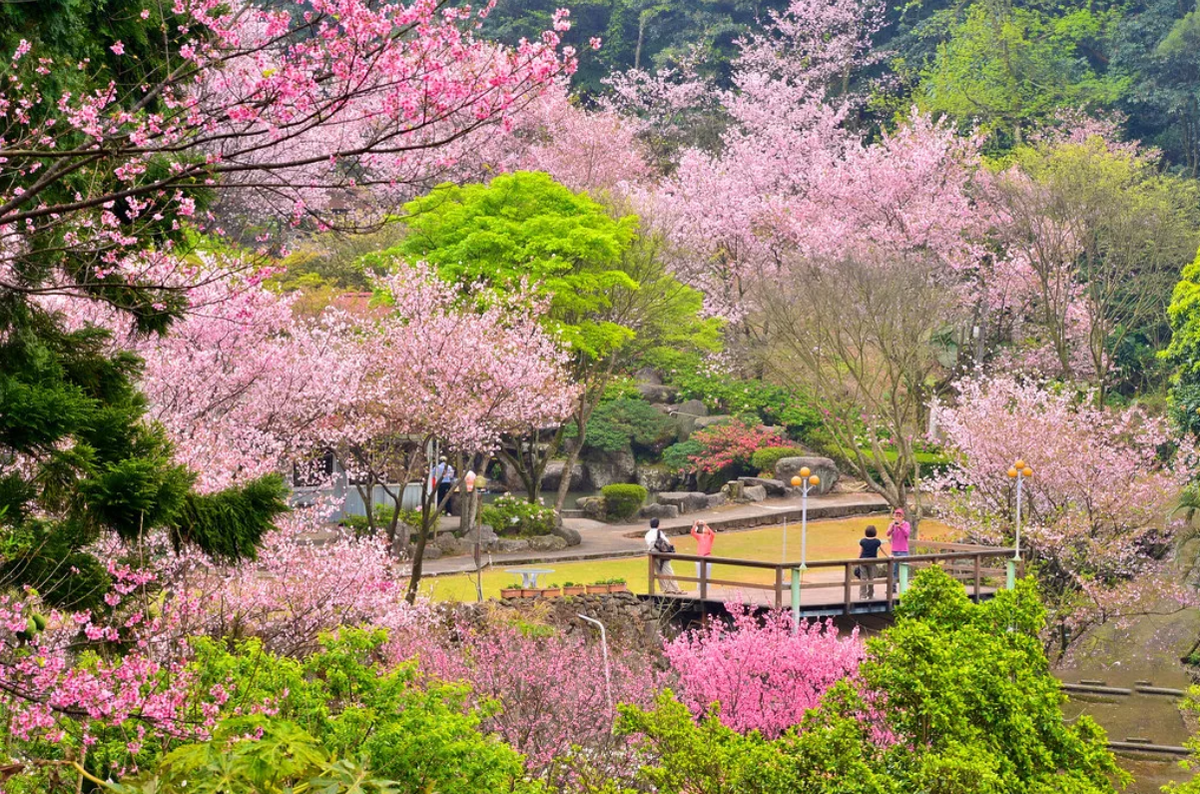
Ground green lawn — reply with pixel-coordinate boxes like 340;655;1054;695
416;515;955;602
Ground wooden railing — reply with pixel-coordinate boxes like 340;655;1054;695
648;541;1023;617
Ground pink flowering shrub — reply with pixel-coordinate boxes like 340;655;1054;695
688;418;786;474
401;618;657;785
664;606;863;738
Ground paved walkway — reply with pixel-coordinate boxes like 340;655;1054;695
421;490;889;576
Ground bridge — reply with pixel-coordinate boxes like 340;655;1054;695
647;541;1024;622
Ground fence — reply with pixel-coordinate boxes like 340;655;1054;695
649;539;1022;620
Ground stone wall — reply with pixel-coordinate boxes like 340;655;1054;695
450;592;678;651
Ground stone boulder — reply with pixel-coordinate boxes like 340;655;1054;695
576;495;607;521
527;534;569;552
705;493;727;509
552;524;582;547
676;399;708;417
422;545;443;560
738;476;788;497
693;414;733;431
497;538;531;553
742;484;768;502
636;464;682;494
774;456;839;495
636;383;677;404
541;460;586;492
434;533;471;557
655;491;709;514
639;503;680;520
583;448;636;490
635;367;663;385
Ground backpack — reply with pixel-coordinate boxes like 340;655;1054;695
653;531;676;554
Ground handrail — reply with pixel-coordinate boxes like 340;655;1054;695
648;546;1023;615
655;548;1017;569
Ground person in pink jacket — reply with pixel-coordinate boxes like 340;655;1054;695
690;520;715;586
887;508;911;587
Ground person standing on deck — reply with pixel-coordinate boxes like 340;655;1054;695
645;518;684;594
887;508;911;589
690;520;715;587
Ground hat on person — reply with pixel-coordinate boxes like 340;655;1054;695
439;455;447;462
894;508;905;516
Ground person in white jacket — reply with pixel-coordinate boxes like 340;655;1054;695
644;518;683;593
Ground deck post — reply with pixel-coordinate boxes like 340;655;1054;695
973;554;981;602
648;553;656;596
1006;559;1016;590
899;562;910;594
775;566;783;610
700;559;708;601
791;567;801;630
843;563;852;614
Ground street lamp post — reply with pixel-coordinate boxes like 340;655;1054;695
577;615;612;720
1005;460;1033;589
788;468;820;630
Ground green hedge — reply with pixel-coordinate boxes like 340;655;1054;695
601;484;647;521
750;446;807;475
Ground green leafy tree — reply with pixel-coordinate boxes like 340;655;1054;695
389;172;716;511
916;0;1127;148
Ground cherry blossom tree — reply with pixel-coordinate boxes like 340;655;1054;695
319;263;576;600
1;0;576;309
932;375;1193;659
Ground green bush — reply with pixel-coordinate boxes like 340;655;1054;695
481;494;557;537
574;397;676;455
601;484;648;520
662;439;703;473
666;355;821;439
750;446;806;475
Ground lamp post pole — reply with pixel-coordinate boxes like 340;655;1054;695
577;615;612;720
1005;460;1033;589
788;469;820;630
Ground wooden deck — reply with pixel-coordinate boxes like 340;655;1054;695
648;541;1021;619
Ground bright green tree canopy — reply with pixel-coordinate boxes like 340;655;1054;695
386;171;641;362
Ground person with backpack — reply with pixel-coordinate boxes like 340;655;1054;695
645;518;683;593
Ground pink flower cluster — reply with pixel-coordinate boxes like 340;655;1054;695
665;606;863;738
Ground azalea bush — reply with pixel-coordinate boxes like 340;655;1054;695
481;494;558;537
687;418;786;475
664;606;863;738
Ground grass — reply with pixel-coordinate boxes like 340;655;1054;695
415;515;955;602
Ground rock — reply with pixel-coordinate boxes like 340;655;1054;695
527;534;569;552
497;538;530;553
639;503;680;519
636;383;677;404
705;493;727;509
635;367;663;385
738;476;788;497
422;545;443;560
636;464;681;494
655;491;710;514
675;399;708;417
693;414;733;431
583;448;637;490
774;456;839;496
541;460;586;492
576;495;607;521
552;524;582;547
742;484;767;502
434;533;471;556
476;524;500;551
